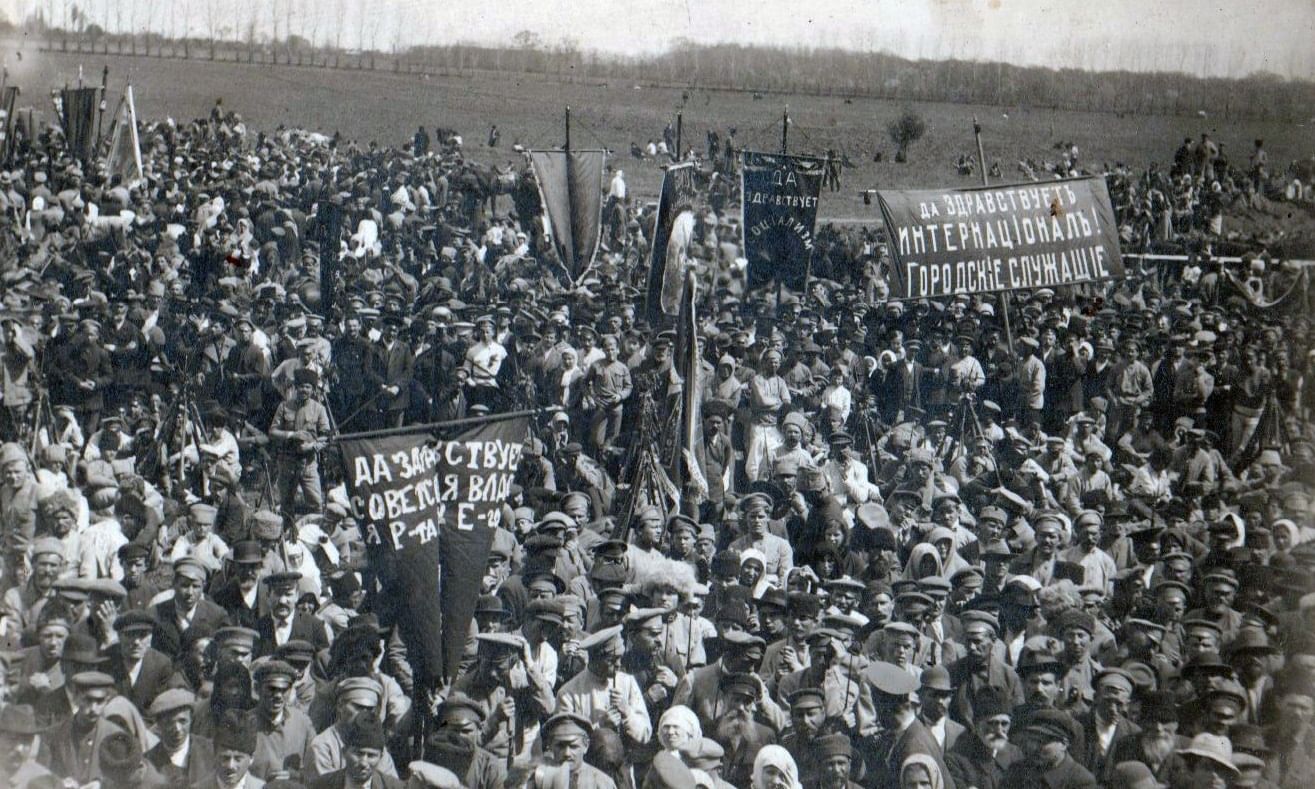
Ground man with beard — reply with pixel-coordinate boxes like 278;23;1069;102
144;689;215;784
211;541;267;629
254;572;329;658
107;609;172;710
1001;708;1097;789
1184;567;1244;644
860;660;953;789
811;732;863;789
42;670;116;783
308;713;401;788
1106;691;1188;787
451;632;555;762
245;659;316;780
673;628;788;734
1072;668;1141;781
1013;644;1068;729
947;686;1021;789
952;610;1020;725
711;672;777;788
422;694;506;789
694;401;735;513
780;687;828;780
305;677;399;780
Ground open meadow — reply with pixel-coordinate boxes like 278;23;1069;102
13;47;1314;221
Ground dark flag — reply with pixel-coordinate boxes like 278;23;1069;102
528;149;605;283
0;86;18;165
740;151;825;291
645;162;699;324
60;86;99;163
339;416;528;681
674;272;705;500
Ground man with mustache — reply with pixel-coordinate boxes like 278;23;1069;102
946;686;1021;789
254;571;329;659
1107;690;1188;787
1072;668;1141;781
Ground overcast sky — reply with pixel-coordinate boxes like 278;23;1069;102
5;0;1313;80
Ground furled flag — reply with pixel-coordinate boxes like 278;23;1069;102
528;149;605;284
104;85;144;185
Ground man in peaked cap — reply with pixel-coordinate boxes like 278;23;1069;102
151;557;229;660
255;571;329;659
450;632;555;763
107;609;172;711
554;624;652;750
268;360;331;515
861;660;952;789
45;670;117;783
1072;668;1141;781
144;689;215;785
305;676;400;780
247;659;318;781
1002;708;1097;789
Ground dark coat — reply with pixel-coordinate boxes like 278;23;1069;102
212;580;264;630
144;734;216;786
108;644;176;711
254;610;330;658
309;769;403;789
1000;754;1098;789
1072;712;1140;781
946;732;1022;789
42;716;99;785
370;340;415;413
151;597;231;659
861;718;956;789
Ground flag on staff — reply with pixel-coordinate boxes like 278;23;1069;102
0;86;18;165
528;149;605;284
674;271;707;500
59;86;99;163
740;151;825;291
103;85;143;185
338;415;528;681
644;162;699;324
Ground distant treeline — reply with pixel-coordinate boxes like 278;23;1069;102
31;26;1315;122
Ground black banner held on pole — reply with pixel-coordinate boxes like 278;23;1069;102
740;151;825;291
876;175;1124;300
645;162;699;324
60;86;99;163
340;416;528;681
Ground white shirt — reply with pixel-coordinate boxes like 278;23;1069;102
168;738;191;768
273;617;292;647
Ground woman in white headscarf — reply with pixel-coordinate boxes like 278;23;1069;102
752;744;802;789
656;705;702;757
899;753;945;789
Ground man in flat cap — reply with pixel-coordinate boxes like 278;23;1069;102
423;693;506;789
268;365;330;515
306;676;399;780
43;670;117;784
151;557;228;660
247;659;317;780
534;712;617;789
144;688;215;784
107;608;172;710
255;571;329;658
1072;668;1140;781
1001;708;1097;789
858;660;953;789
309;713;401;788
556;625;651;748
450;632;555;763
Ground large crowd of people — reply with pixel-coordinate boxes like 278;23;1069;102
0;99;1311;789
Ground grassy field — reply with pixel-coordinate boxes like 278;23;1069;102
15;49;1314;219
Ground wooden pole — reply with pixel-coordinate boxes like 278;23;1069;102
564;105;570;151
973;115;1015;357
675;111;682;162
780;105;789;154
331;407;557;443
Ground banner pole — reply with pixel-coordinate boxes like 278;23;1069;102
781;105;789;155
675;111;682;162
564;105;570;152
332;407;558;443
973;115;1015;357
